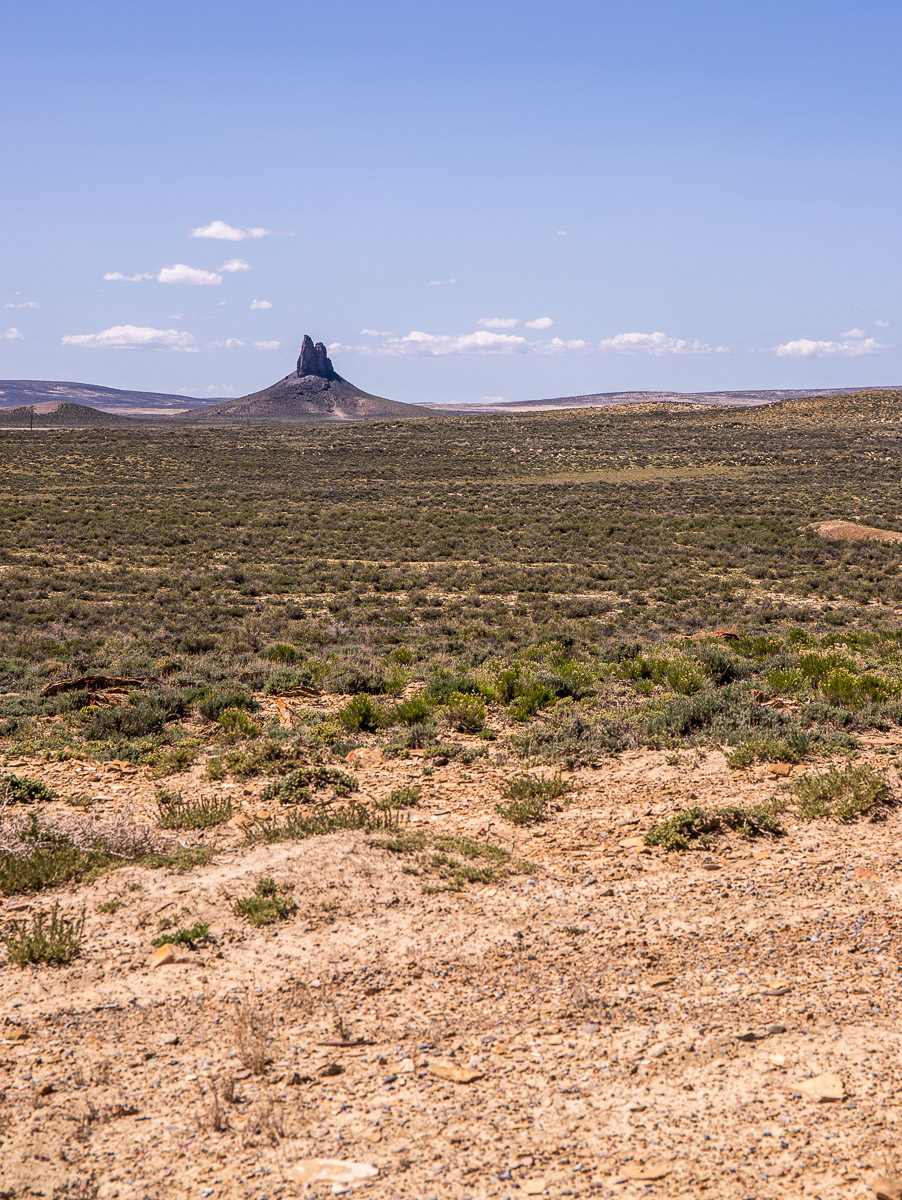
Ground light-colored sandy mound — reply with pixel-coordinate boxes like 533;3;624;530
809;519;902;544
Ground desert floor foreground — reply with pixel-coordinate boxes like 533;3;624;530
3;729;901;1200
3;394;902;1200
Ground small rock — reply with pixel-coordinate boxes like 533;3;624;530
622;1160;672;1181
151;945;177;969
646;1043;666;1059
647;974;674;988
768;763;792;777
428;1061;484;1084
319;1062;344;1077
432;756;449;767
871;1175;902;1200
162;1033;179;1046
282;1160;378;1186
519;1181;548;1196
36;1083;55;1096
796;1072;846;1102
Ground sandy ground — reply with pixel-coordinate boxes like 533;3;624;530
2;741;901;1200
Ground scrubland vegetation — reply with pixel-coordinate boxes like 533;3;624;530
3;391;902;784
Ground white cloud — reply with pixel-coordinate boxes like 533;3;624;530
157;264;222;286
166;313;185;321
360;328;394;337
477;317;519;329
876;319;890;328
105;264;223;285
252;340;280;350
840;328;866;338
482;395;507;403
378;330;528;356
555;230;568;236
4;300;40;310
774;336;889;358
597;331;722;355
61;325;197;351
207;338;246;349
537;337;589;353
103;271;155;282
427;278;458;286
249;299;272;310
189;220;271;241
525;316;554;329
219;258;251;273
2;327;24;340
217;300;229;307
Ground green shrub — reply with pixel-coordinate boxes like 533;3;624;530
263;643;302;663
495;772;571;824
151;921;211;947
233;877;297;926
328;666;386;695
338;693;385;732
5;902;86;967
196;687;257;722
390;695;434;725
216;707;262;741
376;785;422;810
261;765;358;804
425;673;485;703
155;789;232;829
725;733;810;768
444;692;486;733
79;688;188;740
644;805;784;851
508;683;555;721
1;773;56;804
791;763;890;822
262;665;321;694
205;736;307;780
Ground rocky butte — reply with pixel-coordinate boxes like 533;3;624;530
187;334;429;424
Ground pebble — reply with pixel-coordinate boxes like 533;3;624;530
872;1177;902;1200
162;1033;179;1046
796;1072;846;1102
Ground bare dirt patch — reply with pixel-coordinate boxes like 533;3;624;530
809;519;902;544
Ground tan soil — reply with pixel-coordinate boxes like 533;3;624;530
2;742;902;1200
808;520;902;544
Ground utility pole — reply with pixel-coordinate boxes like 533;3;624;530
29;406;34;431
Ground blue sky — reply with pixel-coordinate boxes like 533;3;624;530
2;0;900;404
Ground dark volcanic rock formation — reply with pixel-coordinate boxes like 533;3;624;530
297;335;337;381
187;334;428;424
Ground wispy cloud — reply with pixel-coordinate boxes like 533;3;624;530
774;336;889;358
598;331;726;355
378;330;528;356
360;328;394;337
477;317;519;329
427;278;458;286
4;300;40;310
2;327;24;341
555;230;568;236
249;299;272;310
62;325;198;351
875;319;890;328
840;328;866;339
190;220;272;241
219;258;251;273
105;264;223;286
103;272;155;282
207;338;246;349
252;340;280;350
358;327;724;357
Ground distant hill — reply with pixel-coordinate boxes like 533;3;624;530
424;386;902;413
186;336;429;424
0;401;148;428
0;380;214;414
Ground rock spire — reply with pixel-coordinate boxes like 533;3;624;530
296;334;337;380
